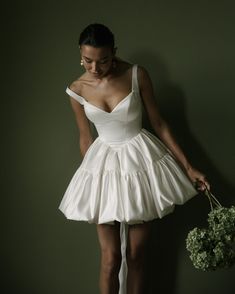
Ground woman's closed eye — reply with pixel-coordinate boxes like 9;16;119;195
84;59;109;65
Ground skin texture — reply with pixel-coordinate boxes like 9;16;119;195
68;44;210;294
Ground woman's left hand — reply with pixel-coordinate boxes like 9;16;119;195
186;166;210;191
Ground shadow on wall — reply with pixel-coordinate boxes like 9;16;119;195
129;51;235;294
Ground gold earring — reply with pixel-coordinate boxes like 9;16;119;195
80;59;84;66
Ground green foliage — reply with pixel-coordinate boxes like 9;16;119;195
186;202;235;271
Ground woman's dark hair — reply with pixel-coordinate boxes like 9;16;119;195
79;23;115;49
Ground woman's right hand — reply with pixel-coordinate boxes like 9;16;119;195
186;166;210;191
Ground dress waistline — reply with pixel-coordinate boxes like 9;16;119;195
98;128;143;146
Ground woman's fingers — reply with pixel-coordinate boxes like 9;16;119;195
195;178;210;191
189;168;210;191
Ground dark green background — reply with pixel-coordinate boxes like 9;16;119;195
3;0;235;293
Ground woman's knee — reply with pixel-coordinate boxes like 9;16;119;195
126;245;146;268
126;222;151;267
101;249;122;275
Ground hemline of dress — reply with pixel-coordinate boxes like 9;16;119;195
58;198;199;224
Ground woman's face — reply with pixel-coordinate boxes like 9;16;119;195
80;45;115;79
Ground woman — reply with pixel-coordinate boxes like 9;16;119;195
59;23;210;294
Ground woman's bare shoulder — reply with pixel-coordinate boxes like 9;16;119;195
136;64;148;75
68;72;88;95
116;59;149;80
135;64;152;84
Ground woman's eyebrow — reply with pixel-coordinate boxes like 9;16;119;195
83;55;109;60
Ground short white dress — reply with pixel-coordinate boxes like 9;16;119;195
59;64;197;294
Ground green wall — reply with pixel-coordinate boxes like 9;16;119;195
3;0;235;293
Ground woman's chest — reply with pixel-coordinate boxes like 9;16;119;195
80;77;132;112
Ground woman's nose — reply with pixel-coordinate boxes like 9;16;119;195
92;63;99;72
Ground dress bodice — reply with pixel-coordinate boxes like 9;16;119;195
65;64;143;143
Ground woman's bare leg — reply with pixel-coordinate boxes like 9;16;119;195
126;221;152;294
96;221;122;294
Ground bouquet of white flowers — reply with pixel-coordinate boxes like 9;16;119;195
186;188;235;271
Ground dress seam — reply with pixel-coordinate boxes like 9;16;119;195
79;152;171;176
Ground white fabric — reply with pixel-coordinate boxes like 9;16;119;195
119;222;128;294
65;87;84;105
59;64;198;294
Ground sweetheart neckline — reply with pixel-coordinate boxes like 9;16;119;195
83;90;134;114
67;86;134;114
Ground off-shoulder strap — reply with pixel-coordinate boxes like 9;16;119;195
65;87;84;105
132;64;139;93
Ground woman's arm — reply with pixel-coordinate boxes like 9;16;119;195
138;66;210;191
69;94;94;158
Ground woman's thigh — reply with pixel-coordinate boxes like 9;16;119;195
127;221;152;258
96;221;121;253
